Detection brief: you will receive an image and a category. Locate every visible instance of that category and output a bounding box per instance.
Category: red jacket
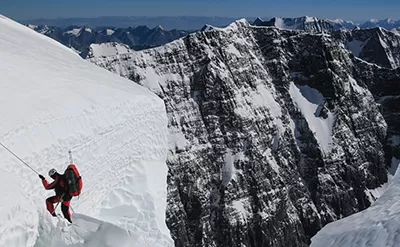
[42,175,68,195]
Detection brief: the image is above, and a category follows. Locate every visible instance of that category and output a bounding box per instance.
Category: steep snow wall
[0,15,173,246]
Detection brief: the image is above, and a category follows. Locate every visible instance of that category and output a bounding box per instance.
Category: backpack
[65,164,82,197]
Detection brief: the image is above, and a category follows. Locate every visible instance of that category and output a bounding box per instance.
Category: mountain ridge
[253,16,400,31]
[20,16,248,30]
[27,24,191,58]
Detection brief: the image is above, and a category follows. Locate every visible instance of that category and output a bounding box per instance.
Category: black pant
[46,193,73,223]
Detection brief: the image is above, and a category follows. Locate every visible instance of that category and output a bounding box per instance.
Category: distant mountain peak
[155,25,164,31]
[201,24,215,32]
[84,27,92,33]
[330,19,355,25]
[303,16,318,22]
[27,23,190,58]
[236,18,249,24]
[134,25,151,32]
[253,17,264,25]
[361,18,400,29]
[383,18,394,23]
[252,16,335,33]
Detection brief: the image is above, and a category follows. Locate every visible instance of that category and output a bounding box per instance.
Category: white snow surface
[305,16,317,23]
[28,24,38,29]
[0,15,173,247]
[222,151,238,187]
[89,42,131,58]
[106,29,115,35]
[329,19,355,25]
[66,28,81,36]
[311,159,400,247]
[274,18,286,29]
[289,82,335,153]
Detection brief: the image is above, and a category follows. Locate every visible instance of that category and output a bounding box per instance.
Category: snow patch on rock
[89,42,131,58]
[289,82,335,153]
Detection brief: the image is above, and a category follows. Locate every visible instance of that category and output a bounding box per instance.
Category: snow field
[0,169,38,247]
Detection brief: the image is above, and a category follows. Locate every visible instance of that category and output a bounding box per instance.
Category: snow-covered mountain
[361,18,400,30]
[27,24,191,58]
[260,17,400,32]
[89,19,400,246]
[251,16,400,33]
[0,15,173,247]
[252,16,359,33]
[21,16,240,30]
[252,16,335,33]
[328,19,357,30]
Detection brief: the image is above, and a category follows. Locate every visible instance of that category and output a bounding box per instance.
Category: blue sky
[1,0,399,21]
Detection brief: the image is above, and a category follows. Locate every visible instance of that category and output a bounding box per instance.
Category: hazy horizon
[1,0,399,21]
[17,15,374,23]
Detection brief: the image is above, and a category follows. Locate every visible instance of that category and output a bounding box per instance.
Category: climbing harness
[52,195,64,215]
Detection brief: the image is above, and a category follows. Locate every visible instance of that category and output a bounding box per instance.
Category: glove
[39,174,45,180]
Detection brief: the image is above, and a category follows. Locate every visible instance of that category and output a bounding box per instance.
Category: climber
[39,168,72,223]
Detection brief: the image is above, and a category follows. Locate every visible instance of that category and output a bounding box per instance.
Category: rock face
[333,28,400,69]
[89,20,400,246]
[27,24,190,58]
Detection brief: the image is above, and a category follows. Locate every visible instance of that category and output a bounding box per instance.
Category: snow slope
[311,159,400,247]
[289,82,335,153]
[0,15,173,247]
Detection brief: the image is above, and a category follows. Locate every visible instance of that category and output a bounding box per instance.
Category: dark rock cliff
[89,20,400,246]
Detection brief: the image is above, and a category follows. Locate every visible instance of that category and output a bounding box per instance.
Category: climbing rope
[0,122,134,217]
[0,142,40,175]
